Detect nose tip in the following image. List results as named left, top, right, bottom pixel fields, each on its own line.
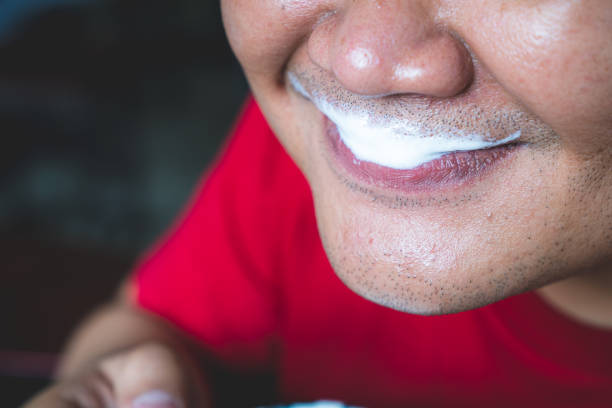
left=332, top=34, right=473, bottom=97
left=307, top=2, right=474, bottom=98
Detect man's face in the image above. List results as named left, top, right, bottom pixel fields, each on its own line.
left=221, top=0, right=612, bottom=314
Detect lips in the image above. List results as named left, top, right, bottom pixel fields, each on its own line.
left=325, top=117, right=521, bottom=192
left=287, top=71, right=526, bottom=194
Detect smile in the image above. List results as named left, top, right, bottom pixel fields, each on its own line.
left=319, top=98, right=521, bottom=170
left=289, top=72, right=524, bottom=193
left=325, top=117, right=521, bottom=191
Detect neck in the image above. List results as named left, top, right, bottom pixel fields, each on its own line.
left=537, top=265, right=612, bottom=330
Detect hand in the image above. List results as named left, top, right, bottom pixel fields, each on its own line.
left=23, top=342, right=208, bottom=408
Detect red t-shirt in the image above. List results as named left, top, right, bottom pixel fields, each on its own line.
left=133, top=97, right=612, bottom=407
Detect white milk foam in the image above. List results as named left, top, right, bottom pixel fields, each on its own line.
left=289, top=73, right=521, bottom=170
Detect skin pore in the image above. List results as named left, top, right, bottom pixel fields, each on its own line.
left=221, top=1, right=612, bottom=323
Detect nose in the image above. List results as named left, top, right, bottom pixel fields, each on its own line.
left=308, top=1, right=473, bottom=98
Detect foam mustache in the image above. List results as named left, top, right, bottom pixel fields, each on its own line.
left=288, top=72, right=521, bottom=170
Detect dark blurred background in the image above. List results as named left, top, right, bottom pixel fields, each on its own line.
left=0, top=0, right=248, bottom=403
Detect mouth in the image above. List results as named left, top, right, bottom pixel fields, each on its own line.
left=288, top=71, right=525, bottom=195
left=325, top=116, right=522, bottom=193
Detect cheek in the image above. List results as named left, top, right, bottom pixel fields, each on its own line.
left=221, top=1, right=333, bottom=170
left=459, top=1, right=612, bottom=153
left=221, top=0, right=329, bottom=79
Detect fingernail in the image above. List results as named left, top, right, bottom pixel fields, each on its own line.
left=132, top=390, right=181, bottom=408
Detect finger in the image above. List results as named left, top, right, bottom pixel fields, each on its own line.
left=100, top=342, right=188, bottom=408
left=60, top=369, right=116, bottom=407
left=23, top=370, right=115, bottom=408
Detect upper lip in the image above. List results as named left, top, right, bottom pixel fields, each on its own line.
left=288, top=70, right=525, bottom=170
left=287, top=69, right=528, bottom=142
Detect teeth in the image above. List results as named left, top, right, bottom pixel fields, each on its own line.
left=288, top=73, right=522, bottom=170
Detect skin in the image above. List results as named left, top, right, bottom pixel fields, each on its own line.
left=221, top=0, right=612, bottom=318
left=22, top=1, right=612, bottom=407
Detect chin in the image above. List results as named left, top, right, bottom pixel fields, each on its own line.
left=323, top=247, right=542, bottom=315
left=310, top=189, right=558, bottom=316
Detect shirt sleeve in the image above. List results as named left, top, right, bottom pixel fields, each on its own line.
left=129, top=97, right=305, bottom=369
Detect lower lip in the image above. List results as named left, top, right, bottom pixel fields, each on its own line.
left=324, top=117, right=521, bottom=193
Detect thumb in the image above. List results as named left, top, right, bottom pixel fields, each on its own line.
left=100, top=342, right=192, bottom=408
